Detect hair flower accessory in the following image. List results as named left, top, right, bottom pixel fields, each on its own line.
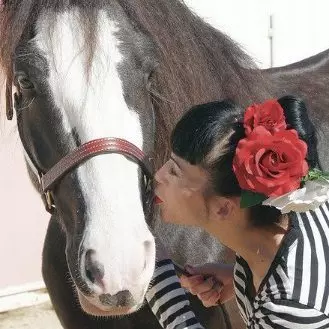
left=233, top=99, right=329, bottom=212
left=262, top=177, right=329, bottom=214
left=244, top=99, right=287, bottom=136
left=233, top=126, right=308, bottom=201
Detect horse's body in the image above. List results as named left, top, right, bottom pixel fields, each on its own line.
left=1, top=1, right=329, bottom=329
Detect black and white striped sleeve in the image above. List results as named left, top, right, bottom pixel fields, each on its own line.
left=146, top=259, right=204, bottom=329
left=253, top=299, right=329, bottom=329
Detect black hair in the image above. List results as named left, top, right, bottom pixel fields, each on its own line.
left=171, top=96, right=319, bottom=226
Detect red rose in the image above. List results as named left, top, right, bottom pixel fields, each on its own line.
left=233, top=126, right=309, bottom=197
left=244, top=99, right=287, bottom=135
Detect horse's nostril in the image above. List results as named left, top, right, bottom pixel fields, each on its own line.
left=99, top=294, right=114, bottom=306
left=84, top=249, right=105, bottom=286
left=99, top=290, right=133, bottom=307
left=115, top=290, right=133, bottom=307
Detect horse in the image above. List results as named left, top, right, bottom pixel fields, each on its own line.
left=1, top=1, right=329, bottom=329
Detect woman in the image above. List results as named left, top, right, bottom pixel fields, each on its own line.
left=145, top=96, right=329, bottom=328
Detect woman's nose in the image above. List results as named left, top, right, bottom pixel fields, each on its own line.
left=154, top=164, right=166, bottom=184
left=154, top=169, right=162, bottom=184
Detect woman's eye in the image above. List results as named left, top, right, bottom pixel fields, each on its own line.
left=169, top=166, right=177, bottom=176
left=17, top=76, right=34, bottom=90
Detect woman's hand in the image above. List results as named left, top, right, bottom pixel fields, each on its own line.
left=180, top=263, right=235, bottom=307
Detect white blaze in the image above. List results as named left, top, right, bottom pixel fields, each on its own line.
left=34, top=10, right=154, bottom=298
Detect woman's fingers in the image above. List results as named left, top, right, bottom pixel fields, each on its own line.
left=198, top=281, right=222, bottom=299
left=181, top=263, right=235, bottom=305
left=181, top=276, right=219, bottom=296
left=189, top=277, right=215, bottom=295
left=180, top=275, right=204, bottom=289
left=199, top=289, right=221, bottom=307
left=200, top=281, right=222, bottom=307
left=180, top=274, right=224, bottom=307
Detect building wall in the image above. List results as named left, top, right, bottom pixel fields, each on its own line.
left=0, top=119, right=49, bottom=292
left=1, top=0, right=329, bottom=292
left=185, top=0, right=329, bottom=68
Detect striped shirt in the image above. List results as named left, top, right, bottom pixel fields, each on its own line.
left=147, top=202, right=329, bottom=329
left=146, top=259, right=204, bottom=329
left=234, top=201, right=329, bottom=328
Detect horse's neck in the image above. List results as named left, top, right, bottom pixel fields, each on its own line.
left=154, top=216, right=234, bottom=267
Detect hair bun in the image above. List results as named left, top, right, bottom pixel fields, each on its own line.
left=278, top=95, right=319, bottom=169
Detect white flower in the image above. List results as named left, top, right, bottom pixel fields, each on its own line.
left=262, top=179, right=329, bottom=214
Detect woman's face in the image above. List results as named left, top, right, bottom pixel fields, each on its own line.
left=154, top=153, right=211, bottom=227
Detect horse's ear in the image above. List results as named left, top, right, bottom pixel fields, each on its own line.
left=6, top=80, right=13, bottom=120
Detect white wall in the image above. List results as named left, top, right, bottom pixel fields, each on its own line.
left=185, top=0, right=271, bottom=67
left=0, top=118, right=48, bottom=293
left=269, top=0, right=329, bottom=66
left=185, top=0, right=329, bottom=68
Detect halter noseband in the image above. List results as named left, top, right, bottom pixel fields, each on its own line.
left=39, top=138, right=153, bottom=213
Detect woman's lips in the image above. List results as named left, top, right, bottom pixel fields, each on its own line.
left=154, top=195, right=163, bottom=204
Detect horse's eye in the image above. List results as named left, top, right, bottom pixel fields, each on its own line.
left=17, top=75, right=34, bottom=90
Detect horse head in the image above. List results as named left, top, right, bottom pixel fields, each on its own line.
left=3, top=3, right=158, bottom=316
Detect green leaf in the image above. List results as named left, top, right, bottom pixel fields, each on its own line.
left=240, top=190, right=267, bottom=208
left=303, top=168, right=329, bottom=183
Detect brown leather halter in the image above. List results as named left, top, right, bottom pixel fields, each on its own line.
left=8, top=89, right=154, bottom=214
left=38, top=137, right=153, bottom=213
